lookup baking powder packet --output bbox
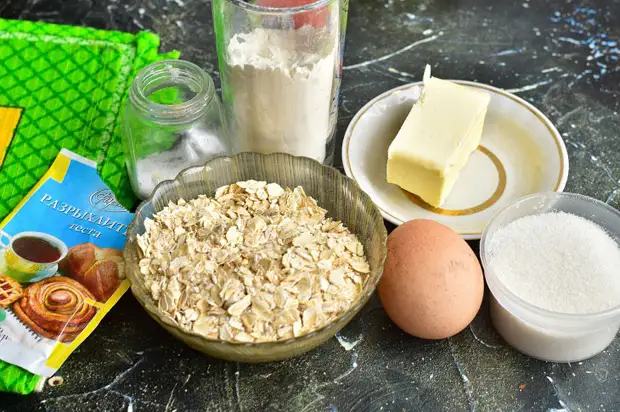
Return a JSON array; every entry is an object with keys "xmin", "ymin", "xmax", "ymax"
[{"xmin": 0, "ymin": 149, "xmax": 133, "ymax": 377}]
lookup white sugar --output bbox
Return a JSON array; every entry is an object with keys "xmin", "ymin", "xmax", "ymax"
[{"xmin": 487, "ymin": 211, "xmax": 620, "ymax": 314}]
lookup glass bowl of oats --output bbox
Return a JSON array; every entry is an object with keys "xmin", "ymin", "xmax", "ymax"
[{"xmin": 124, "ymin": 152, "xmax": 387, "ymax": 362}]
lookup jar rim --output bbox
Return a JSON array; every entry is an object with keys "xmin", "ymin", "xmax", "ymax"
[
  {"xmin": 225, "ymin": 0, "xmax": 336, "ymax": 14},
  {"xmin": 130, "ymin": 59, "xmax": 215, "ymax": 124}
]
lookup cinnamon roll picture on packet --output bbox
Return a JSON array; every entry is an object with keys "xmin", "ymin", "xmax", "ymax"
[
  {"xmin": 12, "ymin": 277, "xmax": 97, "ymax": 343},
  {"xmin": 0, "ymin": 149, "xmax": 133, "ymax": 378}
]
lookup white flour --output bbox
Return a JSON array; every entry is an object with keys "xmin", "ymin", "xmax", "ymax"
[
  {"xmin": 135, "ymin": 150, "xmax": 190, "ymax": 199},
  {"xmin": 225, "ymin": 26, "xmax": 337, "ymax": 162},
  {"xmin": 134, "ymin": 128, "xmax": 228, "ymax": 199},
  {"xmin": 488, "ymin": 211, "xmax": 620, "ymax": 314}
]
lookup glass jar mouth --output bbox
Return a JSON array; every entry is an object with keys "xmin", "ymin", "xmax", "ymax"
[
  {"xmin": 130, "ymin": 60, "xmax": 215, "ymax": 125},
  {"xmin": 480, "ymin": 192, "xmax": 620, "ymax": 331},
  {"xmin": 226, "ymin": 0, "xmax": 334, "ymax": 14}
]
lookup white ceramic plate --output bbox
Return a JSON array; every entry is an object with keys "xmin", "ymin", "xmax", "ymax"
[{"xmin": 342, "ymin": 81, "xmax": 569, "ymax": 240}]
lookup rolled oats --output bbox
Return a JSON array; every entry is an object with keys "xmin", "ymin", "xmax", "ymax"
[{"xmin": 137, "ymin": 180, "xmax": 371, "ymax": 343}]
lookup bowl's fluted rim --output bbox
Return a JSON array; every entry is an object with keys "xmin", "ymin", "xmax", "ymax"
[{"xmin": 125, "ymin": 152, "xmax": 388, "ymax": 348}]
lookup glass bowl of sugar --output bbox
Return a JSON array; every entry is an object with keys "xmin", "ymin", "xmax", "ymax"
[{"xmin": 480, "ymin": 192, "xmax": 620, "ymax": 363}]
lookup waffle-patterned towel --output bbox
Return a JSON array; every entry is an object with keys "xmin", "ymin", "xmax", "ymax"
[
  {"xmin": 0, "ymin": 19, "xmax": 180, "ymax": 216},
  {"xmin": 0, "ymin": 19, "xmax": 179, "ymax": 394},
  {"xmin": 0, "ymin": 358, "xmax": 43, "ymax": 395}
]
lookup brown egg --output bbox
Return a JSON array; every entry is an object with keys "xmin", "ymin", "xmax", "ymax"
[{"xmin": 378, "ymin": 219, "xmax": 483, "ymax": 339}]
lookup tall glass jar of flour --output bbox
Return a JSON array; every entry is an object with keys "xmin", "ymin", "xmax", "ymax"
[{"xmin": 213, "ymin": 0, "xmax": 348, "ymax": 165}]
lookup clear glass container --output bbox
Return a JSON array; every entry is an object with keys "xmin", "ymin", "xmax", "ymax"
[
  {"xmin": 122, "ymin": 60, "xmax": 230, "ymax": 199},
  {"xmin": 212, "ymin": 0, "xmax": 349, "ymax": 165},
  {"xmin": 481, "ymin": 192, "xmax": 620, "ymax": 363}
]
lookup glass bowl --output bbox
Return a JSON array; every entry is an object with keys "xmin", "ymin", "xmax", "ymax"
[
  {"xmin": 124, "ymin": 152, "xmax": 387, "ymax": 362},
  {"xmin": 480, "ymin": 192, "xmax": 620, "ymax": 362}
]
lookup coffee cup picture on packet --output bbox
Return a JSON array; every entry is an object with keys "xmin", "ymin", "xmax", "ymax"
[
  {"xmin": 0, "ymin": 231, "xmax": 68, "ymax": 284},
  {"xmin": 0, "ymin": 149, "xmax": 133, "ymax": 378}
]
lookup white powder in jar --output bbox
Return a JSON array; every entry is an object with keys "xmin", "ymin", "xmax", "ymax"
[
  {"xmin": 487, "ymin": 211, "xmax": 620, "ymax": 314},
  {"xmin": 225, "ymin": 26, "xmax": 338, "ymax": 162},
  {"xmin": 133, "ymin": 128, "xmax": 228, "ymax": 199},
  {"xmin": 486, "ymin": 211, "xmax": 620, "ymax": 362}
]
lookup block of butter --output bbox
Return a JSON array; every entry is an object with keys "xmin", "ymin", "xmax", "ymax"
[{"xmin": 387, "ymin": 65, "xmax": 491, "ymax": 207}]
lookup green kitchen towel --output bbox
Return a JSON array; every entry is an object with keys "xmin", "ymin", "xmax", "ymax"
[
  {"xmin": 0, "ymin": 18, "xmax": 180, "ymax": 217},
  {"xmin": 0, "ymin": 18, "xmax": 179, "ymax": 394},
  {"xmin": 0, "ymin": 360, "xmax": 45, "ymax": 395}
]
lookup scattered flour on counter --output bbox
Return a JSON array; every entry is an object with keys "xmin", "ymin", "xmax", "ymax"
[
  {"xmin": 225, "ymin": 26, "xmax": 338, "ymax": 162},
  {"xmin": 487, "ymin": 211, "xmax": 620, "ymax": 314}
]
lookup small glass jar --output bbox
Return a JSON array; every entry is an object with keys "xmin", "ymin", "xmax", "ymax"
[
  {"xmin": 122, "ymin": 60, "xmax": 230, "ymax": 199},
  {"xmin": 213, "ymin": 0, "xmax": 349, "ymax": 165}
]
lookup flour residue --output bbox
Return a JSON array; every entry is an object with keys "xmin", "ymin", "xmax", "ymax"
[
  {"xmin": 333, "ymin": 352, "xmax": 359, "ymax": 383},
  {"xmin": 335, "ymin": 332, "xmax": 363, "ymax": 351}
]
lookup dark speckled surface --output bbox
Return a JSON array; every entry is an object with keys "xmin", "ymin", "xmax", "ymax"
[{"xmin": 1, "ymin": 0, "xmax": 620, "ymax": 410}]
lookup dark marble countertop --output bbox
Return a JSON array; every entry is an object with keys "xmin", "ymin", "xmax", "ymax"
[{"xmin": 1, "ymin": 0, "xmax": 620, "ymax": 410}]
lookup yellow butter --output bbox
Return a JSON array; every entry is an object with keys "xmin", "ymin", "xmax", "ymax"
[{"xmin": 387, "ymin": 66, "xmax": 490, "ymax": 207}]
